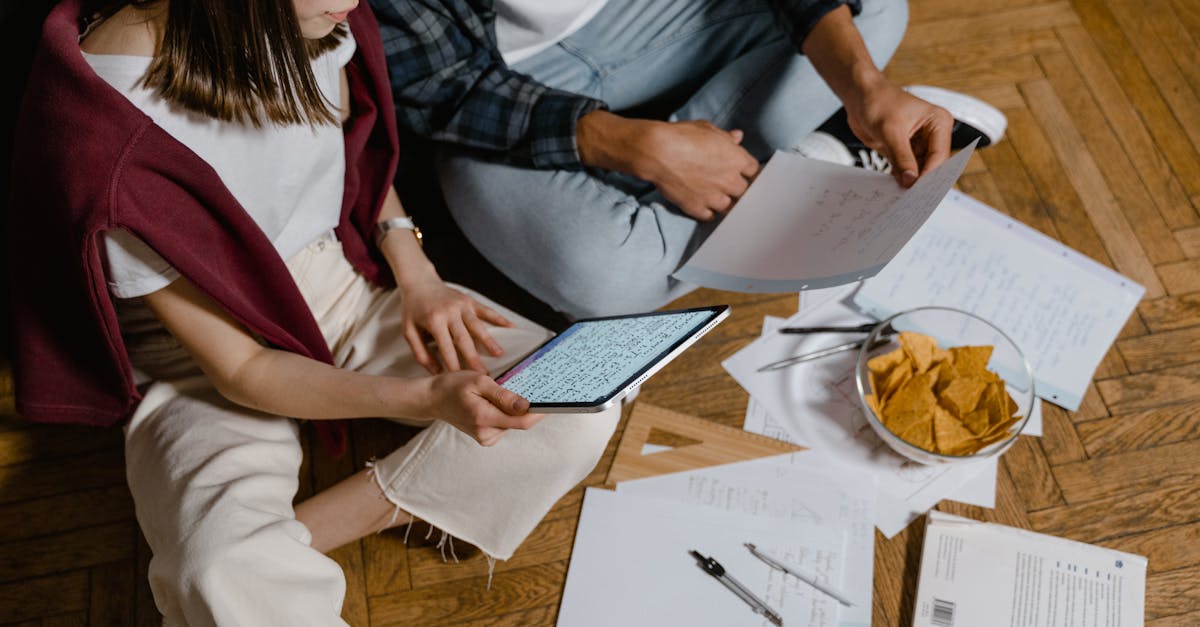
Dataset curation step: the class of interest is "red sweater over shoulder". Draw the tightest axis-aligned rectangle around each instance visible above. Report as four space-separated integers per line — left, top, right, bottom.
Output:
6 0 400 456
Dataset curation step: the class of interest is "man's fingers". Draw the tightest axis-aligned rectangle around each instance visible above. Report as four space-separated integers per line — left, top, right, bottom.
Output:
728 128 744 144
882 124 920 187
404 324 440 374
918 114 953 175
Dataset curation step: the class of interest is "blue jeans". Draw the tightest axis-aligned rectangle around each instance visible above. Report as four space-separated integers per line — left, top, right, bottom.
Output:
438 0 908 318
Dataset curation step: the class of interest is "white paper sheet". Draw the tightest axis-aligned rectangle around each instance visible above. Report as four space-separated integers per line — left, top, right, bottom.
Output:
854 189 1144 411
912 511 1147 627
674 142 976 293
558 489 847 627
617 451 878 627
724 287 998 537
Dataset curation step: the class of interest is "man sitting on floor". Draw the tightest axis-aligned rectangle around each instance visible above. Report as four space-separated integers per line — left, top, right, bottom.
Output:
369 0 1005 318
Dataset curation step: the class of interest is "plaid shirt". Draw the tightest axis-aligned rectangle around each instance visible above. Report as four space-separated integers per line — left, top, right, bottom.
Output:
370 0 859 170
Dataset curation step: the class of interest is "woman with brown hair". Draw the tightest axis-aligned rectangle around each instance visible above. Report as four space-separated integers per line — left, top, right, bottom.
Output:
8 0 618 623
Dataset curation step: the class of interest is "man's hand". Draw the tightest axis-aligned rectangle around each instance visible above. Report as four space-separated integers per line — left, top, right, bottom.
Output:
844 77 954 187
577 111 760 221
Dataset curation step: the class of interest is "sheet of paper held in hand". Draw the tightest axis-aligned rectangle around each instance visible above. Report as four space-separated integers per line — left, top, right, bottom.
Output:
673 140 977 293
912 511 1146 627
853 189 1144 411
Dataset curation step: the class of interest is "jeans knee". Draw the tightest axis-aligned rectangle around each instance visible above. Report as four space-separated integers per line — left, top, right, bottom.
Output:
858 0 909 68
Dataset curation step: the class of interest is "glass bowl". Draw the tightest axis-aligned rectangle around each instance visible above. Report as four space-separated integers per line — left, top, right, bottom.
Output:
854 306 1035 465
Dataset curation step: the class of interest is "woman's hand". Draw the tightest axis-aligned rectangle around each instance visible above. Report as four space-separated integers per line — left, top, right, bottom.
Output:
424 371 543 445
400 277 515 374
843 77 954 187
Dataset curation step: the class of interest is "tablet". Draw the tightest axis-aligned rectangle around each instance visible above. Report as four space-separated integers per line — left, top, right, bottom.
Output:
496 305 731 412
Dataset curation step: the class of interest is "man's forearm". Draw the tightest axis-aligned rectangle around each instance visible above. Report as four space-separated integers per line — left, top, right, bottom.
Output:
799 5 887 108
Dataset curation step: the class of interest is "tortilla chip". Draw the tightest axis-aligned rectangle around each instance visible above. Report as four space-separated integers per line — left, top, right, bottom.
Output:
938 377 988 418
949 345 993 376
897 417 934 451
883 373 937 424
878 361 913 401
868 349 906 375
962 408 991 436
933 405 978 455
900 331 937 374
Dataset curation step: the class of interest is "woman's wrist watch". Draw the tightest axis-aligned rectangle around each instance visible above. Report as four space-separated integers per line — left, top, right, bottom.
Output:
375 216 423 248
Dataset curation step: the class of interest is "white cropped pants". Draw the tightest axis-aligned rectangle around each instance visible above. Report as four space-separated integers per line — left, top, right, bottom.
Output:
123 234 620 626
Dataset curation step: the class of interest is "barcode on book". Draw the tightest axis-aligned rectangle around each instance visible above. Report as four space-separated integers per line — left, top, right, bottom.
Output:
931 598 955 627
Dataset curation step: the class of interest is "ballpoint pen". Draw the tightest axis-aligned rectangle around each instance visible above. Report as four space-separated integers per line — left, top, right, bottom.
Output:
756 324 895 372
689 550 784 626
743 543 855 607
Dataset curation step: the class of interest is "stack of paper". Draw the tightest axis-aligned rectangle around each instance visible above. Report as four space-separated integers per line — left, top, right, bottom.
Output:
558 452 879 627
912 511 1146 627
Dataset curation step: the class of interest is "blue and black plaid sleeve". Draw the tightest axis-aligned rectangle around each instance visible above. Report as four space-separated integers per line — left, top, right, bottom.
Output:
369 0 604 170
771 0 864 52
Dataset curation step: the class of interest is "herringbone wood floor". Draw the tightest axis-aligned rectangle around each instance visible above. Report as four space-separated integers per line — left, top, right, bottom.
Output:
4 0 1200 623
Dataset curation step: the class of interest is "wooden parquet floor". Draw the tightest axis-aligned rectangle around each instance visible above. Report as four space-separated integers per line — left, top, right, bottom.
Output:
3 0 1200 624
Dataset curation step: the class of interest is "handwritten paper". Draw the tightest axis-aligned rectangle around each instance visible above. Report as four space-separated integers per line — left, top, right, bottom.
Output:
674 141 976 292
558 489 847 627
854 190 1144 410
618 451 878 627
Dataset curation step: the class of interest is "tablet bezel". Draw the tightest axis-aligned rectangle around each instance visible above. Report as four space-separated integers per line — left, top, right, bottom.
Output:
495 305 731 413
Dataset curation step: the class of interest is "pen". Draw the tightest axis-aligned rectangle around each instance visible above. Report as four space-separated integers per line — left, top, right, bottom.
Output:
743 543 854 607
778 322 878 334
689 549 783 626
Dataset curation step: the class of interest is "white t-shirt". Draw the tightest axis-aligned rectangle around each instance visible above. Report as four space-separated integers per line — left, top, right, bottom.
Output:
84 33 357 298
493 0 609 65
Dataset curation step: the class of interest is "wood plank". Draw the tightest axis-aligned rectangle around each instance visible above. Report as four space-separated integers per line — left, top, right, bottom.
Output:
0 571 89 623
890 30 1061 81
1077 402 1200 457
1067 0 1200 201
0 521 134 583
1117 326 1200 374
1140 293 1200 333
1148 2 1200 126
408 517 577 588
453 604 559 627
361 530 411 598
977 132 1059 238
0 422 122 468
1071 383 1110 423
1106 0 1200 158
1093 344 1128 380
1158 260 1200 295
885 54 1045 95
1147 564 1200 621
871 524 925 627
1054 24 1199 229
1052 439 1200 504
1030 484 1200 543
89 560 135 627
1019 79 1164 297
367 562 567 625
907 0 1056 23
904 2 1079 48
0 447 125 505
1037 50 1184 264
997 436 1064 511
962 83 1026 112
1097 362 1200 415
1037 403 1088 465
40 613 88 627
309 435 370 627
0 485 133 544
1177 226 1200 258
1151 610 1200 627
955 172 1010 214
1002 106 1113 265
1101 522 1200 574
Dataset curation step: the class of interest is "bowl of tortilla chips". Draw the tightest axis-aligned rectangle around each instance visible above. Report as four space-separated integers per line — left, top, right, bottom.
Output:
854 307 1035 465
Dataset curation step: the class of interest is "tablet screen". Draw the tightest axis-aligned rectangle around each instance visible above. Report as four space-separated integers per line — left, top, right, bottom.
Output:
496 307 726 407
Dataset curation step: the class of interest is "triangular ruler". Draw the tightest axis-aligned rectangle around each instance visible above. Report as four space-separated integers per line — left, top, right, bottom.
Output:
605 403 805 486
